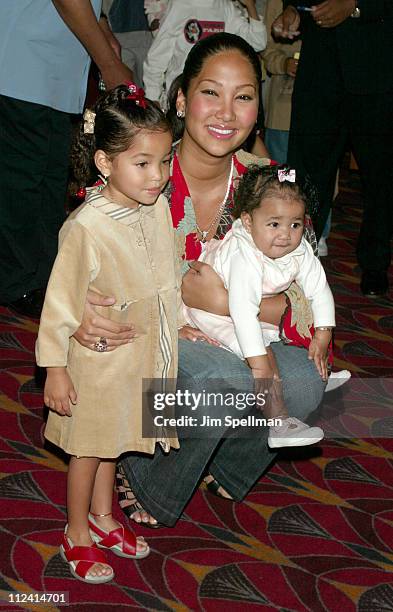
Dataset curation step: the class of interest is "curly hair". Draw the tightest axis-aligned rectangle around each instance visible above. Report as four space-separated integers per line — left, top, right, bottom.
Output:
232 165 319 220
69 84 171 195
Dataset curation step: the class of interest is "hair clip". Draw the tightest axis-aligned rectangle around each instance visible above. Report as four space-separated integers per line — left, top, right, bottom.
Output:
75 186 86 200
278 168 296 183
83 109 96 134
125 81 147 108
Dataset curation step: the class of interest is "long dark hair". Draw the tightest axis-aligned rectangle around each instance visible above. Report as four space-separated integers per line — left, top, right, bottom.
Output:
70 84 170 193
167 32 263 141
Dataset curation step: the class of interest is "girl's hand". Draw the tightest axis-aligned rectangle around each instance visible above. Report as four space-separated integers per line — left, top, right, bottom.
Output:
238 0 258 20
73 290 138 351
44 368 77 417
181 261 229 314
285 57 298 77
178 325 221 346
308 331 331 380
272 6 300 39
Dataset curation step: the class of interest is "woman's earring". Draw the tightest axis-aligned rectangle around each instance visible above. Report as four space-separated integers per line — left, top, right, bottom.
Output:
176 109 185 118
98 173 109 185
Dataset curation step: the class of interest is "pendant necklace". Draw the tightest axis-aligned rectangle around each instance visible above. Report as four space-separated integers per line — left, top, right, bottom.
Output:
195 157 234 243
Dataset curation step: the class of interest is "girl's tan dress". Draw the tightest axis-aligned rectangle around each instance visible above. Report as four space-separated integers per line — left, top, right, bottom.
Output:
36 189 183 458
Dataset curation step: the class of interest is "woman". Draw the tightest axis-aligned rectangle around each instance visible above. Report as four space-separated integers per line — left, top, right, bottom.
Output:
74 33 325 527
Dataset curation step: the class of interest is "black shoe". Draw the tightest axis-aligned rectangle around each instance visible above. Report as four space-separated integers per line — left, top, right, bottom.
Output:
360 270 388 298
6 289 45 319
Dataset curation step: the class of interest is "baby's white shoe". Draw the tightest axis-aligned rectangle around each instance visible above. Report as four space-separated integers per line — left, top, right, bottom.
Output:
268 416 324 448
325 370 351 393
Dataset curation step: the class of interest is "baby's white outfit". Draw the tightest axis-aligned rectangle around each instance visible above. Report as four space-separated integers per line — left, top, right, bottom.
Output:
184 219 336 448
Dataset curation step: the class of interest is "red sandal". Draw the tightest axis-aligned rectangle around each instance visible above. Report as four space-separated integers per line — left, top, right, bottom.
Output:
88 512 150 559
59 528 114 584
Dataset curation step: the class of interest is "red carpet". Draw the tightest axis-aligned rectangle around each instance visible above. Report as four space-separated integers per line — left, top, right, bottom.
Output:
1 168 393 611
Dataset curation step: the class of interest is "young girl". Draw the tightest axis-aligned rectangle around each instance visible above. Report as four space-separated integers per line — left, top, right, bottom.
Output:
36 83 204 583
184 165 336 448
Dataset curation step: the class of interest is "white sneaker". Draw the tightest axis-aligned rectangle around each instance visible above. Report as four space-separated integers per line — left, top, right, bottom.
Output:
318 236 328 257
325 370 351 392
268 416 324 448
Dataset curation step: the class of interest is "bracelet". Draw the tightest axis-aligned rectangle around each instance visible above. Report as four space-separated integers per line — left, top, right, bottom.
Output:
315 326 333 332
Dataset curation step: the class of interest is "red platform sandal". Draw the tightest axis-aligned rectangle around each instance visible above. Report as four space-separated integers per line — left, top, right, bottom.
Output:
88 512 150 559
59 528 114 584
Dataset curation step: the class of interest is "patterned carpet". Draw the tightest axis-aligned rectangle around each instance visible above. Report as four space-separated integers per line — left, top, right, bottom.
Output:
0 168 393 611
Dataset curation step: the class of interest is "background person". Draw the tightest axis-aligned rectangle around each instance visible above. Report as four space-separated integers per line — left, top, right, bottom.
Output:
143 0 267 106
273 0 393 297
0 0 133 318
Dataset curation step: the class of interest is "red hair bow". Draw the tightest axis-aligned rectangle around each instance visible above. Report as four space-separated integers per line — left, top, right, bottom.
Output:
125 82 147 108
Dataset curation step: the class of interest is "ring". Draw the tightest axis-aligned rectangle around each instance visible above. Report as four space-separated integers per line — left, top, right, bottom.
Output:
94 337 108 352
317 19 323 25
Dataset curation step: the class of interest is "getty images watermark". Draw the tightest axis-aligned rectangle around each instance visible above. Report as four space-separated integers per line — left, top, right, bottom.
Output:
143 377 393 440
153 389 267 411
142 387 283 437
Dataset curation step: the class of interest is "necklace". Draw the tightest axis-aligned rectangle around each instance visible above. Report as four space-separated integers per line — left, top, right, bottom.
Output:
195 157 234 243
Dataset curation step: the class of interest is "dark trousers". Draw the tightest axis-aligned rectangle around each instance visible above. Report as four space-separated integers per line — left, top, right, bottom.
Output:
288 58 393 272
0 95 72 302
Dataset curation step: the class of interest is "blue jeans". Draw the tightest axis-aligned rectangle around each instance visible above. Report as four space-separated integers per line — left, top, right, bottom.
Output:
264 128 289 165
120 339 325 526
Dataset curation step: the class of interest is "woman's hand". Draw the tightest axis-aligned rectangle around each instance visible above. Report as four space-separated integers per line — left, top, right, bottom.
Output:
44 368 77 417
179 325 221 346
308 330 331 380
181 261 229 314
73 290 138 351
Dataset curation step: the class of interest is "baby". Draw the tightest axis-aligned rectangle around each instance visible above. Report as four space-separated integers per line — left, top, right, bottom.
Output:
184 165 335 448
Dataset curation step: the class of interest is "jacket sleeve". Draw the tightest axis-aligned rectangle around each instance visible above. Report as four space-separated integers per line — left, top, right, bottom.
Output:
261 0 290 75
143 0 178 101
226 249 267 358
144 0 169 25
224 1 267 52
35 221 100 367
295 241 336 328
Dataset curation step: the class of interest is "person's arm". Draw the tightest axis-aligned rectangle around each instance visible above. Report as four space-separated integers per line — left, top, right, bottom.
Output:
51 0 133 89
143 0 178 102
311 0 356 28
226 0 267 52
238 0 259 21
295 242 336 329
225 245 267 358
36 222 99 412
36 221 100 367
272 4 300 39
144 0 169 31
262 0 295 75
181 260 286 325
295 241 335 380
98 12 121 60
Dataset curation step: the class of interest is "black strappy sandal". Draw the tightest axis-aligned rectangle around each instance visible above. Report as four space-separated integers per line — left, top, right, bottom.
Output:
115 464 163 529
204 475 233 500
